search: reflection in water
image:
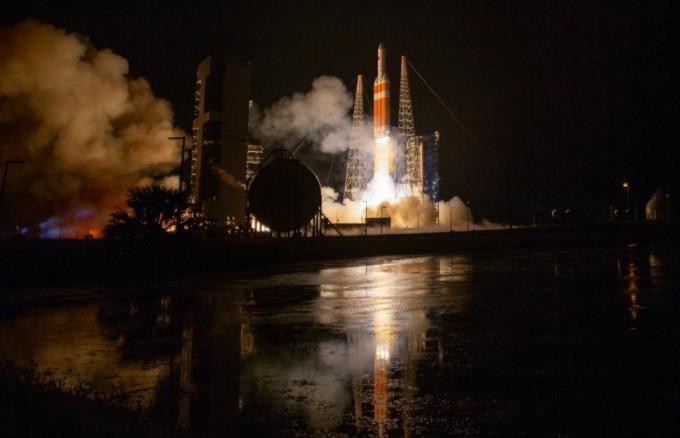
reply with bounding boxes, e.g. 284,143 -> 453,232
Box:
176,312 -> 193,429
0,305 -> 170,408
617,245 -> 662,327
314,256 -> 471,435
0,256 -> 473,435
1,248 -> 677,435
627,261 -> 639,323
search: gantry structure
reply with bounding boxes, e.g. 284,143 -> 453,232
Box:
343,75 -> 368,201
395,56 -> 422,198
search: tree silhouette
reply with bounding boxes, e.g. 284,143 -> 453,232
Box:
104,185 -> 187,239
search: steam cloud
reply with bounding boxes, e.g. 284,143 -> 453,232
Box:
321,186 -> 500,234
252,76 -> 374,154
0,21 -> 182,237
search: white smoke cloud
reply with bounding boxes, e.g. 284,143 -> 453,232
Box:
252,75 -> 375,155
321,186 -> 501,234
0,21 -> 182,236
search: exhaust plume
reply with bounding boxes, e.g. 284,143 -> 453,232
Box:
0,21 -> 182,237
322,186 -> 500,234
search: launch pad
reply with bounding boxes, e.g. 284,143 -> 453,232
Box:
340,43 -> 441,229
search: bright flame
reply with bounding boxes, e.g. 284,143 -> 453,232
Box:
366,136 -> 395,206
365,172 -> 395,207
375,344 -> 390,362
373,136 -> 392,175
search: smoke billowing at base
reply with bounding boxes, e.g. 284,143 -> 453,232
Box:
0,21 -> 182,237
321,187 -> 501,234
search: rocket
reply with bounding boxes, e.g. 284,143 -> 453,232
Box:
373,43 -> 390,139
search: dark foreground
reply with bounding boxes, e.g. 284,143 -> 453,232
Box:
1,221 -> 678,290
1,243 -> 680,436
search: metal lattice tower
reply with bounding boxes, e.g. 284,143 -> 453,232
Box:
343,75 -> 367,201
396,56 -> 422,197
398,56 -> 416,138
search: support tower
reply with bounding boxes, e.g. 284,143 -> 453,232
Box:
395,55 -> 422,197
343,75 -> 368,201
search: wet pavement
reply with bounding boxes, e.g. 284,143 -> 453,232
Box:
1,244 -> 680,436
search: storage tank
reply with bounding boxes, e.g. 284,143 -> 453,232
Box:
247,156 -> 321,233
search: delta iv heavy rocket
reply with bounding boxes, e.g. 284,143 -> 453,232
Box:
373,43 -> 392,175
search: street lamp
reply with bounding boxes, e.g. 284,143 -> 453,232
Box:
169,136 -> 187,233
449,204 -> 453,233
0,159 -> 24,216
380,206 -> 386,236
364,200 -> 368,236
169,136 -> 187,193
622,181 -> 631,219
466,201 -> 471,232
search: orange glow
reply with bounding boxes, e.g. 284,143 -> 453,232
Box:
373,80 -> 390,138
374,358 -> 388,421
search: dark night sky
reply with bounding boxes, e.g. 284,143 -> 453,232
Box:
2,0 -> 678,222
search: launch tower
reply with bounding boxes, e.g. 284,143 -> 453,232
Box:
395,55 -> 421,197
343,75 -> 368,201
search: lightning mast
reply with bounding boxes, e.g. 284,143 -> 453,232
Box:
396,55 -> 422,197
343,75 -> 368,201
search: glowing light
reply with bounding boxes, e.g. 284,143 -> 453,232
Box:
363,135 -> 396,206
376,344 -> 390,361
373,135 -> 392,175
364,172 -> 395,207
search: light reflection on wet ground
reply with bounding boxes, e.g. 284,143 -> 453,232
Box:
1,245 -> 680,436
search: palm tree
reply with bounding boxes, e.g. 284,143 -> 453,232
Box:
104,185 -> 187,239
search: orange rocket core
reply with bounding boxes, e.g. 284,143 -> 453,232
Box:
373,43 -> 390,139
373,81 -> 390,138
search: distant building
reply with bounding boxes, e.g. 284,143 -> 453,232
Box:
246,143 -> 264,183
189,56 -> 251,224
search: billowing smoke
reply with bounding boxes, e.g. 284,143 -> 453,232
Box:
321,186 -> 500,234
0,21 -> 182,237
252,75 -> 374,155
